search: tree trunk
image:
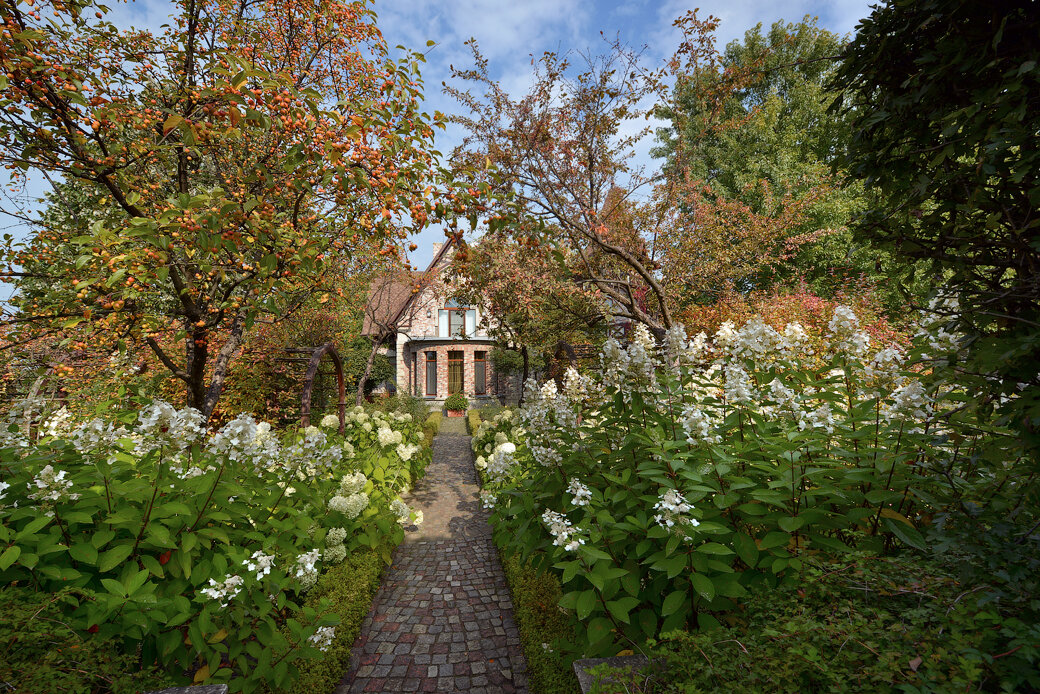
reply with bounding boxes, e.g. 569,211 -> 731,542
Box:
356,335 -> 383,406
519,344 -> 530,406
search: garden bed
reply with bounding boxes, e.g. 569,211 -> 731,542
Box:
0,400 -> 432,693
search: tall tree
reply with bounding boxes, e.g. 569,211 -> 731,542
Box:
446,42 -> 674,336
0,0 -> 464,418
833,0 -> 1039,448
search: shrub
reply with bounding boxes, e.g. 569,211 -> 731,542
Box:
647,554 -> 1040,693
278,548 -> 387,694
0,587 -> 173,694
502,554 -> 582,694
467,409 -> 481,436
470,407 -> 522,483
0,400 -> 427,692
444,392 -> 469,412
424,411 -> 442,447
479,306 -> 1027,656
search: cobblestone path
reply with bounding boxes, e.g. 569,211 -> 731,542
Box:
338,425 -> 529,693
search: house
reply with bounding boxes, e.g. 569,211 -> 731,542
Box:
361,239 -> 519,405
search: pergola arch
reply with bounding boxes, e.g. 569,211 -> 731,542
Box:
299,342 -> 346,434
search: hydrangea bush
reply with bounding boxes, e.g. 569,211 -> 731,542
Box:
479,306 -> 1025,656
0,401 -> 426,692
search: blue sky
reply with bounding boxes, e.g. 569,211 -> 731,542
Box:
0,0 -> 876,282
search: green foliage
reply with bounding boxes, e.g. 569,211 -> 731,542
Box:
277,548 -> 386,694
0,587 -> 173,694
833,0 -> 1040,448
481,312 -> 1028,657
502,554 -> 582,694
365,393 -> 430,422
424,411 -> 442,448
0,400 -> 428,692
491,347 -> 547,375
467,409 -> 482,436
655,17 -> 926,311
444,392 -> 469,412
646,554 -> 1040,693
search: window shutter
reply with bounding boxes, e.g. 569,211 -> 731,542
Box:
465,310 -> 476,337
438,310 -> 449,337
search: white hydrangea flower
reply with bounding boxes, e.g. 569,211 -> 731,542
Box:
243,551 -> 276,581
474,455 -> 487,471
294,549 -> 321,579
42,407 -> 73,438
137,401 -> 206,451
542,509 -> 585,551
680,405 -> 721,444
390,498 -> 411,525
886,379 -> 933,423
339,472 -> 367,496
799,403 -> 835,434
714,321 -> 738,351
396,443 -> 419,462
320,414 -> 340,429
207,414 -> 258,462
486,442 -> 518,483
730,316 -> 786,360
723,363 -> 757,405
326,527 -> 348,546
308,626 -> 336,652
27,465 -> 80,503
828,305 -> 860,336
328,492 -> 369,519
376,426 -> 401,447
782,322 -> 811,354
653,488 -> 700,540
70,418 -> 127,455
200,573 -> 244,607
324,544 -> 347,564
480,489 -> 497,509
566,479 -> 592,507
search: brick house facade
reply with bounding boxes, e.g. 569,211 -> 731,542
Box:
363,239 -> 517,406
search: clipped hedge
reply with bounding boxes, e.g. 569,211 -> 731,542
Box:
268,548 -> 386,694
501,554 -> 581,694
467,409 -> 481,436
424,411 -> 442,447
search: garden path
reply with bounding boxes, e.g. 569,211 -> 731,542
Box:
338,421 -> 529,693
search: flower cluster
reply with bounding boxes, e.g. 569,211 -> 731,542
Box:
566,479 -> 592,507
541,509 -> 584,551
27,465 -> 80,505
137,401 -> 206,451
200,574 -> 244,607
652,489 -> 700,540
308,626 -> 336,652
243,551 -> 276,581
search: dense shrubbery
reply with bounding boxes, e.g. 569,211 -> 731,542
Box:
0,400 -> 427,692
617,554 -> 1040,693
0,587 -> 173,693
478,304 -> 1029,658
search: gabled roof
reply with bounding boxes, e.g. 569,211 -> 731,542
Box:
360,238 -> 457,337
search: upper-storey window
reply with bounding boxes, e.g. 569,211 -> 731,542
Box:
444,298 -> 470,337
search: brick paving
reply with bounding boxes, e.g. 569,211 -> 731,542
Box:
337,425 -> 529,693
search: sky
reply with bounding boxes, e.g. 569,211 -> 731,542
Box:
0,0 -> 877,284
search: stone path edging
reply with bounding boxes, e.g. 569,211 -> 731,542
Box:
337,431 -> 529,693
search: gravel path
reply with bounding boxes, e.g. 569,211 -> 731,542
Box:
337,427 -> 529,693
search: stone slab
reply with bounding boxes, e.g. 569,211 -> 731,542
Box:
573,655 -> 652,693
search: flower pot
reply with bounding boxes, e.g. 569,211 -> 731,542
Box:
446,409 -> 465,418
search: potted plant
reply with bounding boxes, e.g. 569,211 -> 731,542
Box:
444,393 -> 469,417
